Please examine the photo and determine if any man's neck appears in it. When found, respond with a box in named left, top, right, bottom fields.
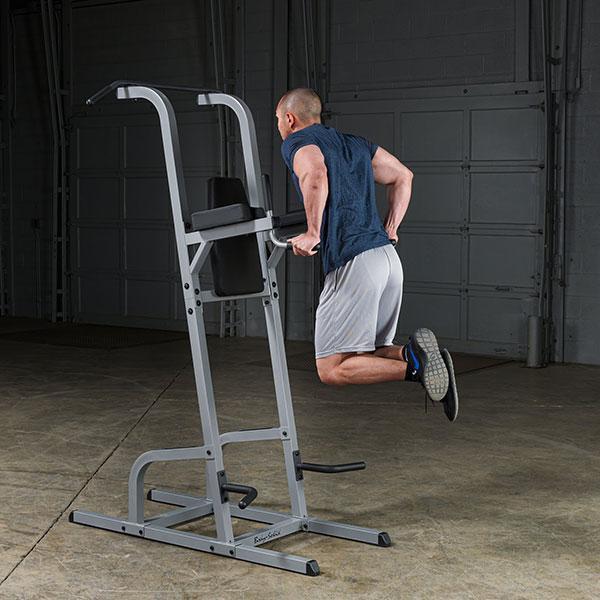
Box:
left=292, top=120, right=321, bottom=134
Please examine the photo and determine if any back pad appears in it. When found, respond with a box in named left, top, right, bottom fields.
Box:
left=208, top=177, right=264, bottom=296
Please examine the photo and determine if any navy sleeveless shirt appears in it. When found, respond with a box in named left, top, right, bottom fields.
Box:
left=281, top=123, right=390, bottom=274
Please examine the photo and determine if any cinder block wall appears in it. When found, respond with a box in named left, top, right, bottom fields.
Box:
left=9, top=12, right=51, bottom=318
left=564, top=0, right=600, bottom=364
left=330, top=0, right=517, bottom=89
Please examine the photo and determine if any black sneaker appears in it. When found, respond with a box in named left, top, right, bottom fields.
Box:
left=440, top=349, right=459, bottom=422
left=404, top=328, right=449, bottom=401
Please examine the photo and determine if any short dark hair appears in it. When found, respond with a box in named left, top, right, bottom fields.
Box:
left=277, top=88, right=322, bottom=122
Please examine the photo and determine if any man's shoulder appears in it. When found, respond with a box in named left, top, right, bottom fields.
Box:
left=281, top=128, right=323, bottom=162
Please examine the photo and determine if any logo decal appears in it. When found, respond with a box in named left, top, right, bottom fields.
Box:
left=254, top=529, right=282, bottom=545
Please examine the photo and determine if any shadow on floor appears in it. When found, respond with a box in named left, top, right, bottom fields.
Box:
left=0, top=317, right=512, bottom=372
left=0, top=318, right=187, bottom=350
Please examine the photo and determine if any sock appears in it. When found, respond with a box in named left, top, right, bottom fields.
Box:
left=403, top=340, right=420, bottom=382
left=401, top=345, right=409, bottom=361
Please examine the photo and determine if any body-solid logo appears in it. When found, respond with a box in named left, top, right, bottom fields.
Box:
left=254, top=529, right=281, bottom=544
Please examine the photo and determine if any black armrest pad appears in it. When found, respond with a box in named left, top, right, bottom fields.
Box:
left=272, top=211, right=307, bottom=229
left=191, top=204, right=265, bottom=232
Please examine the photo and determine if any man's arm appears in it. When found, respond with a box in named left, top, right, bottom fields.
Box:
left=372, top=147, right=413, bottom=242
left=288, top=144, right=328, bottom=257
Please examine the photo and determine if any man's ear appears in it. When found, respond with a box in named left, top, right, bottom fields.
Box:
left=286, top=112, right=295, bottom=128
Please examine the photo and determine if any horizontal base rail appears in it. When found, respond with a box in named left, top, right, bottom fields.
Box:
left=148, top=488, right=391, bottom=547
left=70, top=509, right=317, bottom=575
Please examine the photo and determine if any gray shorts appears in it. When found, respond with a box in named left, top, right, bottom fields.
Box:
left=314, top=244, right=403, bottom=359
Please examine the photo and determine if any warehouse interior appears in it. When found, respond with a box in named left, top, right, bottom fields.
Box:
left=0, top=0, right=599, bottom=597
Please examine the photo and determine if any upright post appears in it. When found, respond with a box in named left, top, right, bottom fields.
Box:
left=117, top=86, right=234, bottom=543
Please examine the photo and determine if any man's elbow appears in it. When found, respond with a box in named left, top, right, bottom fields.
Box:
left=394, top=166, right=413, bottom=186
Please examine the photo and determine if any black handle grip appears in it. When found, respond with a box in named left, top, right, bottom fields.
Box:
left=220, top=483, right=258, bottom=509
left=86, top=80, right=221, bottom=105
left=299, top=461, right=366, bottom=474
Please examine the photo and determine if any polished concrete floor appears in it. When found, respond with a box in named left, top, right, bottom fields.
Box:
left=0, top=323, right=599, bottom=599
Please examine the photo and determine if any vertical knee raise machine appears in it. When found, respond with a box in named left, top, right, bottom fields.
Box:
left=70, top=81, right=391, bottom=576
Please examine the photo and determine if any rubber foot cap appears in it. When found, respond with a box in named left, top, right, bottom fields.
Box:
left=378, top=532, right=392, bottom=547
left=68, top=511, right=75, bottom=523
left=306, top=560, right=320, bottom=576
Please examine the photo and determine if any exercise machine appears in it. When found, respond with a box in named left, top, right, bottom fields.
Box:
left=70, top=81, right=391, bottom=576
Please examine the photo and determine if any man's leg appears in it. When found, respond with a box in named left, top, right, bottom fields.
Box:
left=372, top=344, right=404, bottom=361
left=316, top=351, right=407, bottom=386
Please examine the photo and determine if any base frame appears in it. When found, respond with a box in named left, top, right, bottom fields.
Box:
left=70, top=488, right=391, bottom=576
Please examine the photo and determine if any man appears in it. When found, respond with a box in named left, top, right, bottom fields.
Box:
left=276, top=88, right=458, bottom=421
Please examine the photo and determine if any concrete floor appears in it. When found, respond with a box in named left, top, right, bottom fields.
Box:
left=0, top=326, right=599, bottom=599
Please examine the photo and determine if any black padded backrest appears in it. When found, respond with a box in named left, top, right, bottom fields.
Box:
left=208, top=177, right=264, bottom=297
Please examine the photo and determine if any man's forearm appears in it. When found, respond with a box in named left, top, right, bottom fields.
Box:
left=384, top=177, right=412, bottom=233
left=300, top=175, right=328, bottom=238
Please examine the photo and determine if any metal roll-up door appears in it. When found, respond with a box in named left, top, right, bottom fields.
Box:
left=329, top=88, right=544, bottom=358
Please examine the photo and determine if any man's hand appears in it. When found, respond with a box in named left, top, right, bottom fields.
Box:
left=288, top=232, right=320, bottom=257
left=373, top=147, right=413, bottom=240
left=385, top=226, right=399, bottom=244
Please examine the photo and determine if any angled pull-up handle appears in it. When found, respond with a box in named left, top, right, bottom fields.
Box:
left=220, top=483, right=258, bottom=510
left=86, top=79, right=221, bottom=105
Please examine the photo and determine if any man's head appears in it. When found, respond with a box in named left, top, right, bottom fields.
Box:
left=275, top=88, right=322, bottom=140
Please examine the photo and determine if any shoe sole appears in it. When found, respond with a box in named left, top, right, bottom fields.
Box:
left=413, top=328, right=449, bottom=401
left=441, top=349, right=459, bottom=422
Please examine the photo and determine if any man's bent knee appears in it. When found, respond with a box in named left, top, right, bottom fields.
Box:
left=317, top=368, right=345, bottom=386
left=316, top=353, right=350, bottom=386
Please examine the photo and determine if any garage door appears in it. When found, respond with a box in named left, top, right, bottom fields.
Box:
left=71, top=109, right=222, bottom=332
left=329, top=90, right=544, bottom=358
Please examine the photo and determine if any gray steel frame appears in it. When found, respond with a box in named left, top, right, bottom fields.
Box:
left=70, top=85, right=389, bottom=576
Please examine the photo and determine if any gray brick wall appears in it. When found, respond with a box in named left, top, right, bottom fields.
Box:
left=564, top=0, right=600, bottom=365
left=330, top=0, right=517, bottom=91
left=11, top=12, right=52, bottom=318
